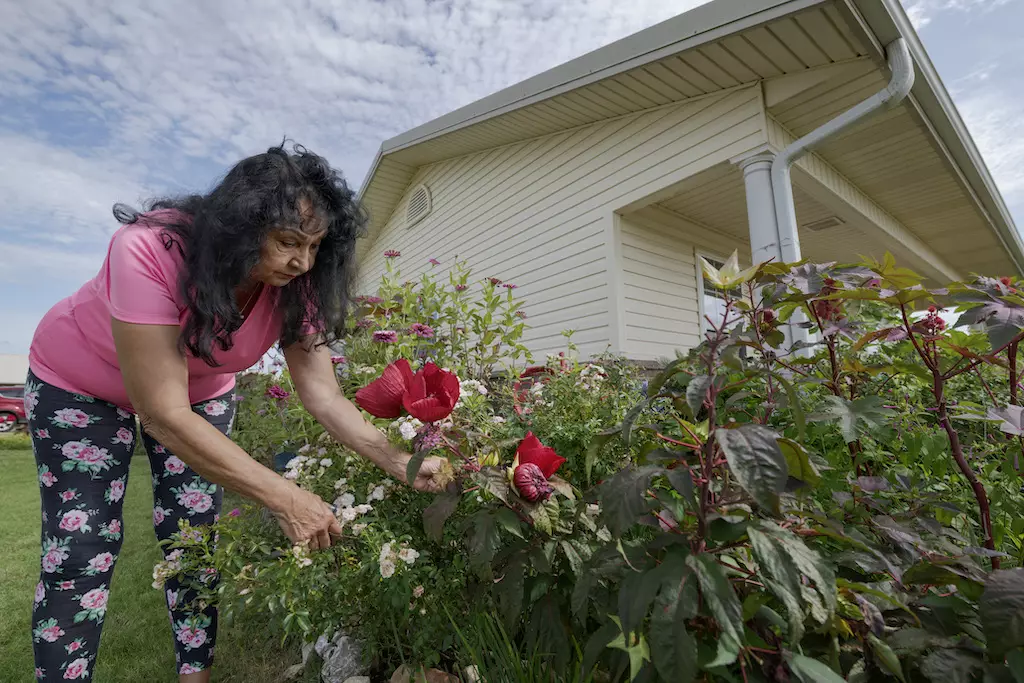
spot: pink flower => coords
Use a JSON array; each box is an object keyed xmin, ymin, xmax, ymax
[
  {"xmin": 232, "ymin": 393, "xmax": 245, "ymax": 402},
  {"xmin": 153, "ymin": 507, "xmax": 169, "ymax": 526},
  {"xmin": 58, "ymin": 510, "xmax": 89, "ymax": 533},
  {"xmin": 384, "ymin": 250, "xmax": 401, "ymax": 258},
  {"xmin": 503, "ymin": 283, "xmax": 517, "ymax": 290},
  {"xmin": 111, "ymin": 427, "xmax": 134, "ymax": 445},
  {"xmin": 53, "ymin": 408, "xmax": 90, "ymax": 428},
  {"xmin": 190, "ymin": 630, "xmax": 207, "ymax": 648},
  {"xmin": 59, "ymin": 489, "xmax": 77, "ymax": 503},
  {"xmin": 153, "ymin": 444, "xmax": 166, "ymax": 454},
  {"xmin": 42, "ymin": 552, "xmax": 64, "ymax": 574},
  {"xmin": 107, "ymin": 479, "xmax": 125, "ymax": 502},
  {"xmin": 108, "ymin": 519, "xmax": 121, "ymax": 534},
  {"xmin": 178, "ymin": 489, "xmax": 213, "ymax": 513},
  {"xmin": 428, "ymin": 258, "xmax": 441, "ymax": 266},
  {"xmin": 454, "ymin": 284, "xmax": 468, "ymax": 292},
  {"xmin": 228, "ymin": 508, "xmax": 241, "ymax": 517},
  {"xmin": 87, "ymin": 552, "xmax": 114, "ymax": 573},
  {"xmin": 35, "ymin": 668, "xmax": 44, "ymax": 679},
  {"xmin": 408, "ymin": 323, "xmax": 435, "ymax": 339},
  {"xmin": 164, "ymin": 455, "xmax": 187, "ymax": 475},
  {"xmin": 488, "ymin": 278, "xmax": 502, "ymax": 286},
  {"xmin": 373, "ymin": 330, "xmax": 398, "ymax": 344},
  {"xmin": 63, "ymin": 657, "xmax": 89, "ymax": 679},
  {"xmin": 58, "ymin": 581, "xmax": 75, "ymax": 591},
  {"xmin": 40, "ymin": 624, "xmax": 65, "ymax": 642},
  {"xmin": 35, "ymin": 581, "xmax": 45, "ymax": 604},
  {"xmin": 177, "ymin": 626, "xmax": 207, "ymax": 648},
  {"xmin": 180, "ymin": 664, "xmax": 202, "ymax": 674},
  {"xmin": 330, "ymin": 355, "xmax": 347, "ymax": 365},
  {"xmin": 35, "ymin": 429, "xmax": 50, "ymax": 439},
  {"xmin": 516, "ymin": 311, "xmax": 527, "ymax": 319},
  {"xmin": 61, "ymin": 442, "xmax": 85, "ymax": 458},
  {"xmin": 266, "ymin": 385, "xmax": 290, "ymax": 400},
  {"xmin": 204, "ymin": 401, "xmax": 227, "ymax": 417},
  {"xmin": 66, "ymin": 640, "xmax": 83, "ymax": 653},
  {"xmin": 167, "ymin": 589, "xmax": 179, "ymax": 608},
  {"xmin": 40, "ymin": 470, "xmax": 57, "ymax": 487},
  {"xmin": 80, "ymin": 587, "xmax": 108, "ymax": 611},
  {"xmin": 356, "ymin": 317, "xmax": 374, "ymax": 329}
]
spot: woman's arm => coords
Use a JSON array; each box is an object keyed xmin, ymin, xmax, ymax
[
  {"xmin": 111, "ymin": 319, "xmax": 342, "ymax": 549},
  {"xmin": 283, "ymin": 339, "xmax": 442, "ymax": 492}
]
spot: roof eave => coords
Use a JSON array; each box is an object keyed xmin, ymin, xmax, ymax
[{"xmin": 847, "ymin": 0, "xmax": 1024, "ymax": 275}]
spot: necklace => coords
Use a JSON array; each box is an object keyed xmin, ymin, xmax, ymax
[{"xmin": 237, "ymin": 284, "xmax": 261, "ymax": 319}]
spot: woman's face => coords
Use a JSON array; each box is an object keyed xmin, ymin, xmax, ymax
[{"xmin": 251, "ymin": 201, "xmax": 327, "ymax": 287}]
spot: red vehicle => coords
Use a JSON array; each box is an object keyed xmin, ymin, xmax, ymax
[{"xmin": 0, "ymin": 385, "xmax": 26, "ymax": 433}]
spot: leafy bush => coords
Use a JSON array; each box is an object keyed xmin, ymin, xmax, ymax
[{"xmin": 161, "ymin": 251, "xmax": 1024, "ymax": 681}]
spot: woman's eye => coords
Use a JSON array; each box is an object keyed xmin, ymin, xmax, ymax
[{"xmin": 281, "ymin": 240, "xmax": 298, "ymax": 248}]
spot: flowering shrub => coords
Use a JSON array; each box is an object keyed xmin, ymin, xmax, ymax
[{"xmin": 159, "ymin": 250, "xmax": 1024, "ymax": 681}]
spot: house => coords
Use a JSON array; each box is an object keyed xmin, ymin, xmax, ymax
[
  {"xmin": 0, "ymin": 354, "xmax": 29, "ymax": 386},
  {"xmin": 354, "ymin": 0, "xmax": 1023, "ymax": 362}
]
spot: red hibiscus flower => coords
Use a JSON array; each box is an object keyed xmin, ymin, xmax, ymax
[
  {"xmin": 355, "ymin": 359, "xmax": 414, "ymax": 419},
  {"xmin": 515, "ymin": 432, "xmax": 565, "ymax": 478},
  {"xmin": 403, "ymin": 363, "xmax": 460, "ymax": 422}
]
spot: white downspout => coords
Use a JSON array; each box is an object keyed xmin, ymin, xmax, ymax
[{"xmin": 771, "ymin": 38, "xmax": 916, "ymax": 263}]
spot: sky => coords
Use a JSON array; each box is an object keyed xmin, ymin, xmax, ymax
[{"xmin": 0, "ymin": 0, "xmax": 1021, "ymax": 355}]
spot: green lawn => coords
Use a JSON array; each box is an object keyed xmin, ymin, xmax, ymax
[{"xmin": 0, "ymin": 437, "xmax": 313, "ymax": 682}]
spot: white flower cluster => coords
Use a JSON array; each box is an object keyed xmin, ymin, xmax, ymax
[
  {"xmin": 283, "ymin": 449, "xmax": 332, "ymax": 482},
  {"xmin": 356, "ymin": 366, "xmax": 377, "ymax": 376},
  {"xmin": 391, "ymin": 416, "xmax": 423, "ymax": 442},
  {"xmin": 151, "ymin": 549, "xmax": 183, "ymax": 589},
  {"xmin": 378, "ymin": 541, "xmax": 420, "ymax": 579},
  {"xmin": 459, "ymin": 379, "xmax": 488, "ymax": 397},
  {"xmin": 576, "ymin": 364, "xmax": 608, "ymax": 391},
  {"xmin": 291, "ymin": 544, "xmax": 313, "ymax": 568}
]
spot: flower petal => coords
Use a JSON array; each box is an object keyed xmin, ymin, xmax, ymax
[
  {"xmin": 355, "ymin": 359, "xmax": 413, "ymax": 418},
  {"xmin": 516, "ymin": 432, "xmax": 566, "ymax": 478}
]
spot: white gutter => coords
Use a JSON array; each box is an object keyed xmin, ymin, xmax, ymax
[{"xmin": 771, "ymin": 38, "xmax": 915, "ymax": 263}]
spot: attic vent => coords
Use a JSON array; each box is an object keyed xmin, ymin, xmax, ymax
[
  {"xmin": 802, "ymin": 216, "xmax": 844, "ymax": 232},
  {"xmin": 406, "ymin": 184, "xmax": 432, "ymax": 227}
]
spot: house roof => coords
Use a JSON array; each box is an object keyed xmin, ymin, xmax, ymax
[{"xmin": 357, "ymin": 0, "xmax": 1023, "ymax": 278}]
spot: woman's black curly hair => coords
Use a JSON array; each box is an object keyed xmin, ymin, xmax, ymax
[{"xmin": 113, "ymin": 142, "xmax": 365, "ymax": 366}]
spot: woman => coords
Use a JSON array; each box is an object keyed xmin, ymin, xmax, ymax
[{"xmin": 24, "ymin": 143, "xmax": 442, "ymax": 683}]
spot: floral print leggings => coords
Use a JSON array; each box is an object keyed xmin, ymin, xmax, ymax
[{"xmin": 25, "ymin": 371, "xmax": 235, "ymax": 681}]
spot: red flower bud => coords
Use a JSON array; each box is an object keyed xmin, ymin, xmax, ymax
[{"xmin": 513, "ymin": 463, "xmax": 553, "ymax": 502}]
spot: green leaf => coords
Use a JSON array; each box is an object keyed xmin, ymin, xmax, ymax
[
  {"xmin": 621, "ymin": 398, "xmax": 652, "ymax": 448},
  {"xmin": 786, "ymin": 653, "xmax": 846, "ymax": 683},
  {"xmin": 1007, "ymin": 649, "xmax": 1024, "ymax": 683},
  {"xmin": 919, "ymin": 649, "xmax": 982, "ymax": 683},
  {"xmin": 618, "ymin": 566, "xmax": 663, "ymax": 640},
  {"xmin": 777, "ymin": 438, "xmax": 820, "ymax": 486},
  {"xmin": 582, "ymin": 621, "xmax": 620, "ymax": 676},
  {"xmin": 495, "ymin": 555, "xmax": 525, "ymax": 630},
  {"xmin": 599, "ymin": 466, "xmax": 662, "ymax": 537},
  {"xmin": 465, "ymin": 512, "xmax": 502, "ymax": 573},
  {"xmin": 686, "ymin": 554, "xmax": 744, "ymax": 665},
  {"xmin": 606, "ymin": 615, "xmax": 651, "ymax": 682},
  {"xmin": 869, "ymin": 634, "xmax": 906, "ymax": 682},
  {"xmin": 981, "ymin": 568, "xmax": 1024, "ymax": 659},
  {"xmin": 808, "ymin": 395, "xmax": 894, "ymax": 444},
  {"xmin": 586, "ymin": 428, "xmax": 620, "ymax": 484},
  {"xmin": 651, "ymin": 582, "xmax": 698, "ymax": 683},
  {"xmin": 666, "ymin": 466, "xmax": 698, "ymax": 513},
  {"xmin": 494, "ymin": 507, "xmax": 524, "ymax": 539},
  {"xmin": 749, "ymin": 526, "xmax": 806, "ymax": 641},
  {"xmin": 422, "ymin": 489, "xmax": 460, "ymax": 543},
  {"xmin": 716, "ymin": 425, "xmax": 788, "ymax": 513},
  {"xmin": 775, "ymin": 374, "xmax": 807, "ymax": 442},
  {"xmin": 765, "ymin": 524, "xmax": 837, "ymax": 619},
  {"xmin": 686, "ymin": 375, "xmax": 711, "ymax": 417},
  {"xmin": 647, "ymin": 356, "xmax": 689, "ymax": 397},
  {"xmin": 560, "ymin": 540, "xmax": 584, "ymax": 575},
  {"xmin": 406, "ymin": 450, "xmax": 428, "ymax": 487}
]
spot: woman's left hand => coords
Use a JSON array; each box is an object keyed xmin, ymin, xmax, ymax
[{"xmin": 389, "ymin": 454, "xmax": 448, "ymax": 493}]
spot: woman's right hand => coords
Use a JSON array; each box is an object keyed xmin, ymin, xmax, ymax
[{"xmin": 273, "ymin": 485, "xmax": 342, "ymax": 550}]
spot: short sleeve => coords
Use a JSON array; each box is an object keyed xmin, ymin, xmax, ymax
[{"xmin": 107, "ymin": 227, "xmax": 183, "ymax": 325}]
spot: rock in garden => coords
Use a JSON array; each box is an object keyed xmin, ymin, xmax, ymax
[
  {"xmin": 320, "ymin": 632, "xmax": 365, "ymax": 683},
  {"xmin": 342, "ymin": 678, "xmax": 370, "ymax": 683}
]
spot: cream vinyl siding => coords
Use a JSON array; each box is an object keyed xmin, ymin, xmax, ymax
[
  {"xmin": 358, "ymin": 88, "xmax": 764, "ymax": 360},
  {"xmin": 618, "ymin": 207, "xmax": 743, "ymax": 360}
]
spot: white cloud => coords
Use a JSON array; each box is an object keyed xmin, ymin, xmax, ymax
[
  {"xmin": 957, "ymin": 89, "xmax": 1024, "ymax": 207},
  {"xmin": 901, "ymin": 0, "xmax": 1011, "ymax": 28}
]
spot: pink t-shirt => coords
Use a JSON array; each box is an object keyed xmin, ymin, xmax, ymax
[{"xmin": 29, "ymin": 211, "xmax": 291, "ymax": 411}]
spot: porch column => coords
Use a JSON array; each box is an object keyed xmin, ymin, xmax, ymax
[
  {"xmin": 734, "ymin": 149, "xmax": 810, "ymax": 352},
  {"xmin": 735, "ymin": 151, "xmax": 782, "ymax": 267}
]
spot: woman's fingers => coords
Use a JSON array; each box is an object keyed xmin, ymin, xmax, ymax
[{"xmin": 315, "ymin": 528, "xmax": 331, "ymax": 550}]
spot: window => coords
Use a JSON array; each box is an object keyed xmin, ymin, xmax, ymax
[
  {"xmin": 0, "ymin": 386, "xmax": 24, "ymax": 399},
  {"xmin": 696, "ymin": 253, "xmax": 741, "ymax": 335}
]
